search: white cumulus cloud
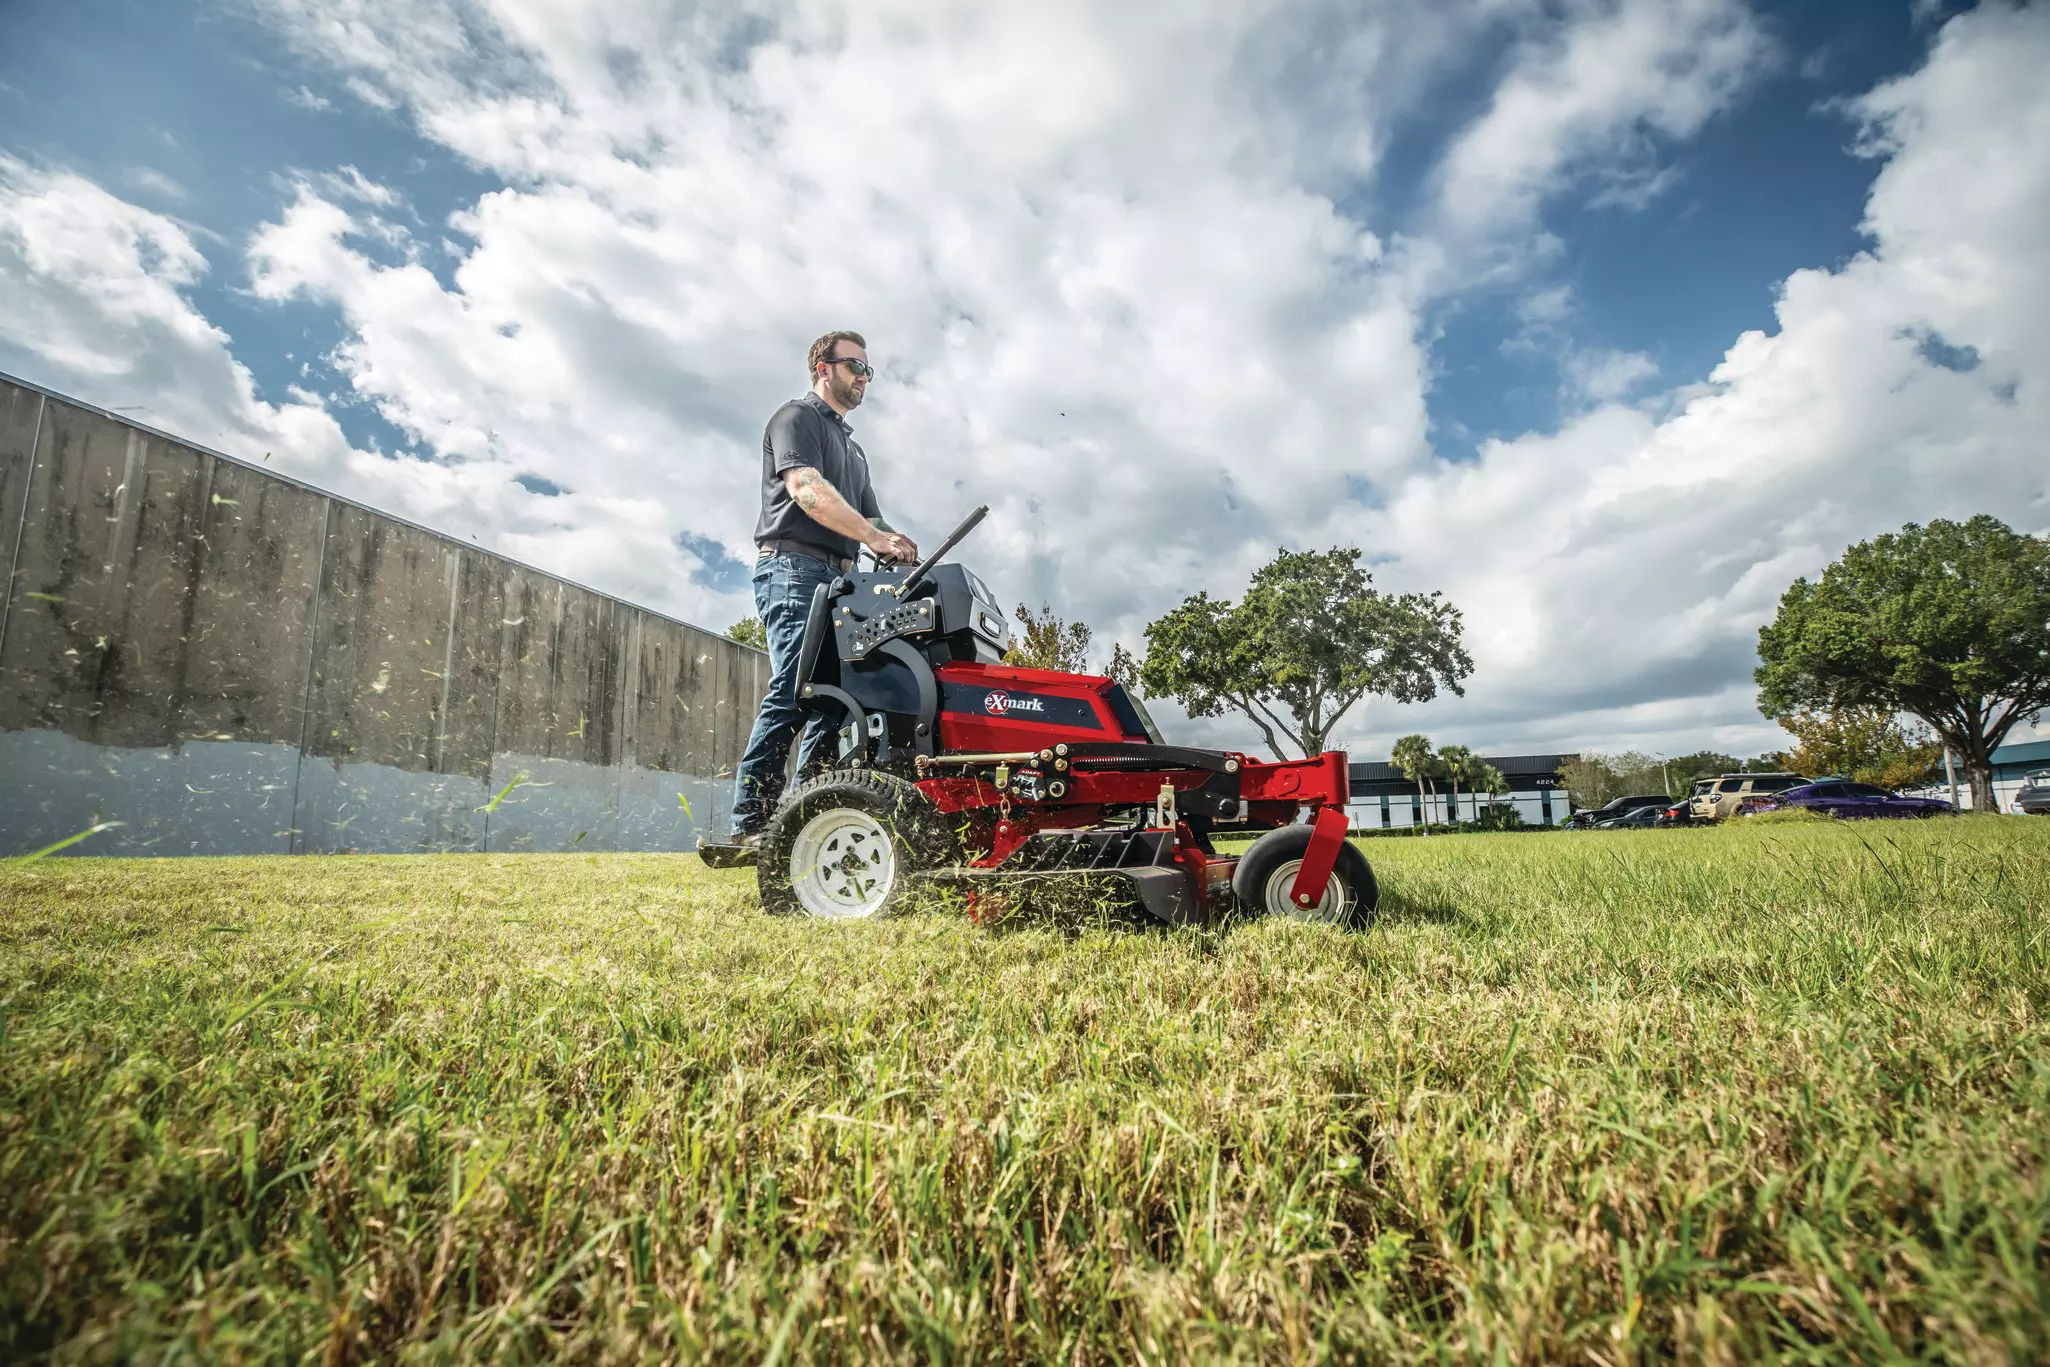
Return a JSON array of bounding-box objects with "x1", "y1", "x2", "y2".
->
[{"x1": 1422, "y1": 0, "x2": 1772, "y2": 274}]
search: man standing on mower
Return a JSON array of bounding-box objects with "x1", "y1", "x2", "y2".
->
[{"x1": 728, "y1": 330, "x2": 919, "y2": 846}]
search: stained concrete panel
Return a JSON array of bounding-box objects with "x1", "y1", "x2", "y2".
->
[
  {"x1": 295, "y1": 503, "x2": 481, "y2": 853},
  {"x1": 0, "y1": 401, "x2": 219, "y2": 746},
  {"x1": 436, "y1": 548, "x2": 506, "y2": 781},
  {"x1": 179, "y1": 462, "x2": 328, "y2": 745},
  {"x1": 299, "y1": 503, "x2": 461, "y2": 768},
  {"x1": 491, "y1": 567, "x2": 630, "y2": 766},
  {"x1": 0, "y1": 380, "x2": 44, "y2": 659},
  {"x1": 0, "y1": 398, "x2": 313, "y2": 850},
  {"x1": 686, "y1": 629, "x2": 723, "y2": 783},
  {"x1": 619, "y1": 612, "x2": 725, "y2": 849},
  {"x1": 630, "y1": 614, "x2": 710, "y2": 776},
  {"x1": 484, "y1": 568, "x2": 630, "y2": 851},
  {"x1": 716, "y1": 629, "x2": 755, "y2": 781}
]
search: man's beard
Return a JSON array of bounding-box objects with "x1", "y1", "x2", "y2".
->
[{"x1": 830, "y1": 374, "x2": 864, "y2": 409}]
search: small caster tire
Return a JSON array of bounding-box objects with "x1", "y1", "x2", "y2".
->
[{"x1": 1231, "y1": 824, "x2": 1378, "y2": 927}]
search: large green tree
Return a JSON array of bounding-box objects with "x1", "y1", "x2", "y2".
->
[
  {"x1": 1560, "y1": 754, "x2": 1613, "y2": 808},
  {"x1": 1005, "y1": 602, "x2": 1094, "y2": 673},
  {"x1": 1665, "y1": 751, "x2": 1743, "y2": 795},
  {"x1": 1774, "y1": 705, "x2": 1942, "y2": 791},
  {"x1": 1140, "y1": 548, "x2": 1473, "y2": 760},
  {"x1": 1003, "y1": 603, "x2": 1143, "y2": 684},
  {"x1": 1106, "y1": 643, "x2": 1142, "y2": 691},
  {"x1": 1755, "y1": 516, "x2": 2050, "y2": 811}
]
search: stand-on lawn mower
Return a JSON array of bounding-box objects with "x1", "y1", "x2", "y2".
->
[{"x1": 700, "y1": 507, "x2": 1376, "y2": 928}]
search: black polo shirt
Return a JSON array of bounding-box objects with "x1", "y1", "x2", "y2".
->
[{"x1": 753, "y1": 391, "x2": 880, "y2": 561}]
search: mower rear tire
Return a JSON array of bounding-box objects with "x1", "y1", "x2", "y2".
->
[
  {"x1": 758, "y1": 769, "x2": 958, "y2": 920},
  {"x1": 1231, "y1": 824, "x2": 1378, "y2": 927}
]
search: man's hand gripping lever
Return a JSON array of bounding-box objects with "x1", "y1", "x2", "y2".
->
[{"x1": 867, "y1": 522, "x2": 918, "y2": 565}]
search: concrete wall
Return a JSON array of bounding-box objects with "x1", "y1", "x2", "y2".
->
[{"x1": 0, "y1": 373, "x2": 769, "y2": 857}]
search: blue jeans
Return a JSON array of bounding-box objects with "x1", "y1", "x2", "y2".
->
[{"x1": 730, "y1": 551, "x2": 841, "y2": 835}]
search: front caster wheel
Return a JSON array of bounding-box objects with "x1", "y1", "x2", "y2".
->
[
  {"x1": 1231, "y1": 824, "x2": 1378, "y2": 927},
  {"x1": 758, "y1": 770, "x2": 958, "y2": 919}
]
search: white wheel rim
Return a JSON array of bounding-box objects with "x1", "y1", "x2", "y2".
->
[
  {"x1": 788, "y1": 807, "x2": 896, "y2": 919},
  {"x1": 1265, "y1": 858, "x2": 1347, "y2": 923}
]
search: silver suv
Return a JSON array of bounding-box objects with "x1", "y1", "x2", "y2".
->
[{"x1": 1691, "y1": 772, "x2": 1807, "y2": 821}]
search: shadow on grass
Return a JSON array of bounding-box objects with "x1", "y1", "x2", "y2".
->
[{"x1": 1370, "y1": 885, "x2": 1466, "y2": 927}]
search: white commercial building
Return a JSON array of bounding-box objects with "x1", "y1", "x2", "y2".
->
[{"x1": 1345, "y1": 754, "x2": 1575, "y2": 830}]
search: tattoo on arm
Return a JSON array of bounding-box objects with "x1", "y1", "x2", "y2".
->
[{"x1": 796, "y1": 488, "x2": 818, "y2": 512}]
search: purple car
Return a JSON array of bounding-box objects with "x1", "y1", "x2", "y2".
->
[{"x1": 1740, "y1": 780, "x2": 1953, "y2": 820}]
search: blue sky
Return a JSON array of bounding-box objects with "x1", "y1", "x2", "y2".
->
[
  {"x1": 1, "y1": 0, "x2": 2043, "y2": 761},
  {"x1": 1423, "y1": 4, "x2": 1950, "y2": 449}
]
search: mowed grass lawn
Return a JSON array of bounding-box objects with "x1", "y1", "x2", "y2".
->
[{"x1": 3, "y1": 820, "x2": 2048, "y2": 1364}]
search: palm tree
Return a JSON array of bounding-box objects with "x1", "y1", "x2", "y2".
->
[
  {"x1": 1438, "y1": 744, "x2": 1475, "y2": 826},
  {"x1": 1471, "y1": 762, "x2": 1509, "y2": 823},
  {"x1": 1391, "y1": 734, "x2": 1437, "y2": 835}
]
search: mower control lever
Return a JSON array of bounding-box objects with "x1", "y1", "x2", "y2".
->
[{"x1": 895, "y1": 504, "x2": 989, "y2": 597}]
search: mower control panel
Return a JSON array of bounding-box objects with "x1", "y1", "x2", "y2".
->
[
  {"x1": 831, "y1": 562, "x2": 1009, "y2": 667},
  {"x1": 843, "y1": 599, "x2": 935, "y2": 660}
]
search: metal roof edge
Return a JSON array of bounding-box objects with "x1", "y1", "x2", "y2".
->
[{"x1": 1991, "y1": 737, "x2": 2050, "y2": 764}]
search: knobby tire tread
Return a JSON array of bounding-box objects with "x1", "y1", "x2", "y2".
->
[{"x1": 757, "y1": 769, "x2": 958, "y2": 918}]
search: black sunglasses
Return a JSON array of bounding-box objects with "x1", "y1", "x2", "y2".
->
[{"x1": 825, "y1": 356, "x2": 875, "y2": 378}]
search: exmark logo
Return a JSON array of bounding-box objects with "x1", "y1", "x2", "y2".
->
[{"x1": 984, "y1": 690, "x2": 1046, "y2": 715}]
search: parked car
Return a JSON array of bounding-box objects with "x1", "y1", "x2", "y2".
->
[
  {"x1": 2015, "y1": 769, "x2": 2050, "y2": 815},
  {"x1": 1738, "y1": 780, "x2": 1953, "y2": 820},
  {"x1": 1565, "y1": 794, "x2": 1672, "y2": 829},
  {"x1": 1691, "y1": 772, "x2": 1807, "y2": 821},
  {"x1": 1653, "y1": 801, "x2": 1693, "y2": 827},
  {"x1": 1595, "y1": 805, "x2": 1665, "y2": 829}
]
